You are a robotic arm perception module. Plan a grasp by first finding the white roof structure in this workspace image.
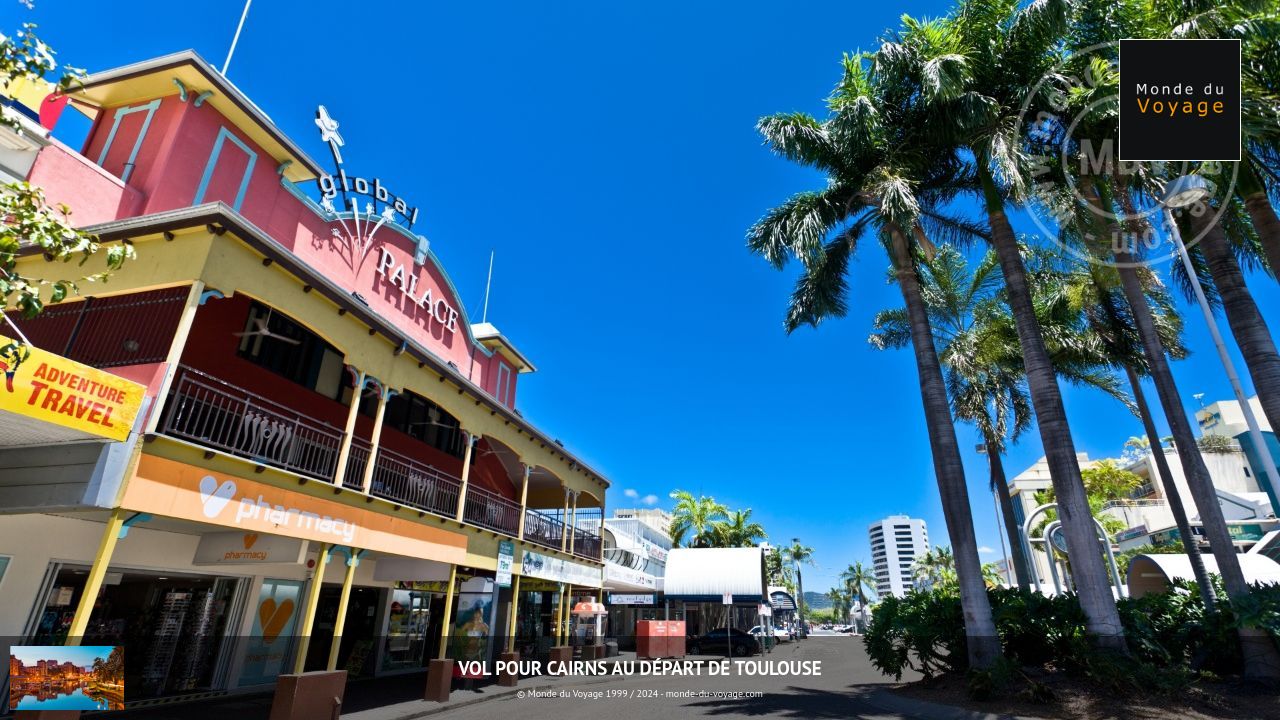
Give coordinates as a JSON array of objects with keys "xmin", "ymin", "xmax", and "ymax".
[
  {"xmin": 1128, "ymin": 553, "xmax": 1280, "ymax": 598},
  {"xmin": 664, "ymin": 547, "xmax": 766, "ymax": 602}
]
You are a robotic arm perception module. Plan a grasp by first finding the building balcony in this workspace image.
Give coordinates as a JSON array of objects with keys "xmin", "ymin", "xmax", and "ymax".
[{"xmin": 159, "ymin": 365, "xmax": 602, "ymax": 557}]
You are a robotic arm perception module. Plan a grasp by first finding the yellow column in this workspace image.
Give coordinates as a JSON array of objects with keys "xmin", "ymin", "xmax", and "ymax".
[
  {"xmin": 66, "ymin": 509, "xmax": 127, "ymax": 643},
  {"xmin": 293, "ymin": 543, "xmax": 332, "ymax": 674},
  {"xmin": 326, "ymin": 548, "xmax": 361, "ymax": 670},
  {"xmin": 516, "ymin": 465, "xmax": 531, "ymax": 540},
  {"xmin": 505, "ymin": 575, "xmax": 522, "ymax": 652},
  {"xmin": 560, "ymin": 488, "xmax": 570, "ymax": 552},
  {"xmin": 437, "ymin": 565, "xmax": 458, "ymax": 659},
  {"xmin": 145, "ymin": 281, "xmax": 205, "ymax": 434},
  {"xmin": 455, "ymin": 433, "xmax": 478, "ymax": 520},
  {"xmin": 568, "ymin": 491, "xmax": 579, "ymax": 554},
  {"xmin": 360, "ymin": 388, "xmax": 392, "ymax": 493},
  {"xmin": 332, "ymin": 370, "xmax": 367, "ymax": 487},
  {"xmin": 556, "ymin": 584, "xmax": 566, "ymax": 644}
]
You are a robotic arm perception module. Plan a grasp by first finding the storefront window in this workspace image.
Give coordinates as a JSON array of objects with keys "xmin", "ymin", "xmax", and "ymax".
[
  {"xmin": 240, "ymin": 578, "xmax": 303, "ymax": 687},
  {"xmin": 383, "ymin": 589, "xmax": 431, "ymax": 671},
  {"xmin": 34, "ymin": 566, "xmax": 240, "ymax": 699}
]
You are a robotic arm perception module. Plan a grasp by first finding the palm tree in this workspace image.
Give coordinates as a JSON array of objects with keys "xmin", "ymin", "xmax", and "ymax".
[
  {"xmin": 711, "ymin": 509, "xmax": 767, "ymax": 548},
  {"xmin": 871, "ymin": 245, "xmax": 1132, "ymax": 590},
  {"xmin": 1043, "ymin": 0, "xmax": 1278, "ymax": 674},
  {"xmin": 839, "ymin": 561, "xmax": 877, "ymax": 630},
  {"xmin": 783, "ymin": 540, "xmax": 814, "ymax": 637},
  {"xmin": 912, "ymin": 546, "xmax": 958, "ymax": 591},
  {"xmin": 668, "ymin": 490, "xmax": 727, "ymax": 548},
  {"xmin": 880, "ymin": 0, "xmax": 1128, "ymax": 652},
  {"xmin": 750, "ymin": 49, "xmax": 1000, "ymax": 668},
  {"xmin": 826, "ymin": 587, "xmax": 850, "ymax": 625}
]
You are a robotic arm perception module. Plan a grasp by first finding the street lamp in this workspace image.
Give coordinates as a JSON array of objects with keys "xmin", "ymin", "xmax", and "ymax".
[{"xmin": 1161, "ymin": 175, "xmax": 1280, "ymax": 506}]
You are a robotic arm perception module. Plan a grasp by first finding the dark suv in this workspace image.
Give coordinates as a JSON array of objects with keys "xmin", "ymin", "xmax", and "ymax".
[{"xmin": 686, "ymin": 627, "xmax": 760, "ymax": 656}]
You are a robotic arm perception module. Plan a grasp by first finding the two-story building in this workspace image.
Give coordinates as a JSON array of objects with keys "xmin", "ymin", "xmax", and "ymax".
[{"xmin": 0, "ymin": 51, "xmax": 608, "ymax": 705}]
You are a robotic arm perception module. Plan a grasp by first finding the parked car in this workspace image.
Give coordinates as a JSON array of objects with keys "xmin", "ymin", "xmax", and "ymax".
[
  {"xmin": 687, "ymin": 627, "xmax": 760, "ymax": 656},
  {"xmin": 748, "ymin": 624, "xmax": 791, "ymax": 643}
]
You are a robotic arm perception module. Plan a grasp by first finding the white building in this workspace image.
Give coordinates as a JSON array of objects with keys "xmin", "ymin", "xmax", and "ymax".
[
  {"xmin": 869, "ymin": 516, "xmax": 929, "ymax": 598},
  {"xmin": 610, "ymin": 508, "xmax": 673, "ymax": 537}
]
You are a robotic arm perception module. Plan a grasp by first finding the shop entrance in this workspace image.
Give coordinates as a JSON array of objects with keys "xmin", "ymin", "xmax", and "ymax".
[
  {"xmin": 31, "ymin": 565, "xmax": 241, "ymax": 700},
  {"xmin": 381, "ymin": 588, "xmax": 442, "ymax": 672},
  {"xmin": 303, "ymin": 586, "xmax": 381, "ymax": 676}
]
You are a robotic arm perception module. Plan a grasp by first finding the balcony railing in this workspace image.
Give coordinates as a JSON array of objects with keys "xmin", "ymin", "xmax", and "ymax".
[
  {"xmin": 571, "ymin": 527, "xmax": 602, "ymax": 560},
  {"xmin": 347, "ymin": 438, "xmax": 462, "ymax": 519},
  {"xmin": 162, "ymin": 366, "xmax": 344, "ymax": 480},
  {"xmin": 523, "ymin": 509, "xmax": 567, "ymax": 551},
  {"xmin": 464, "ymin": 485, "xmax": 521, "ymax": 536},
  {"xmin": 162, "ymin": 366, "xmax": 600, "ymax": 553}
]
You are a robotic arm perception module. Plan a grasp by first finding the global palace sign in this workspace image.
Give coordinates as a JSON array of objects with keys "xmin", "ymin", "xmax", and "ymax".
[{"xmin": 311, "ymin": 105, "xmax": 460, "ymax": 336}]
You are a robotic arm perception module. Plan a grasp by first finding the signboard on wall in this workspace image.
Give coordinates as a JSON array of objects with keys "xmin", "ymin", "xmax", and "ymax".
[
  {"xmin": 520, "ymin": 550, "xmax": 600, "ymax": 587},
  {"xmin": 193, "ymin": 531, "xmax": 305, "ymax": 565},
  {"xmin": 0, "ymin": 334, "xmax": 144, "ymax": 442},
  {"xmin": 496, "ymin": 541, "xmax": 514, "ymax": 588},
  {"xmin": 604, "ymin": 562, "xmax": 657, "ymax": 590},
  {"xmin": 609, "ymin": 594, "xmax": 654, "ymax": 605}
]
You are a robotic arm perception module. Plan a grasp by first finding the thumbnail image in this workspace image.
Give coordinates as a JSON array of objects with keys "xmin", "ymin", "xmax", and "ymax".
[{"xmin": 9, "ymin": 646, "xmax": 125, "ymax": 711}]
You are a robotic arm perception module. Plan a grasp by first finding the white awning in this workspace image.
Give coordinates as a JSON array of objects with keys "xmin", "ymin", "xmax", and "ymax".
[
  {"xmin": 663, "ymin": 547, "xmax": 766, "ymax": 602},
  {"xmin": 1128, "ymin": 553, "xmax": 1280, "ymax": 598}
]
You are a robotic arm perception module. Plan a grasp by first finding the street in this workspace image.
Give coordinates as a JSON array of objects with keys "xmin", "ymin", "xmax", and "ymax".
[{"xmin": 428, "ymin": 636, "xmax": 924, "ymax": 720}]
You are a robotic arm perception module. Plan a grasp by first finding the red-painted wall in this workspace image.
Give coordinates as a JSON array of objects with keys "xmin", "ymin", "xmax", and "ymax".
[
  {"xmin": 38, "ymin": 88, "xmax": 522, "ymax": 409},
  {"xmin": 179, "ymin": 294, "xmax": 514, "ymax": 498}
]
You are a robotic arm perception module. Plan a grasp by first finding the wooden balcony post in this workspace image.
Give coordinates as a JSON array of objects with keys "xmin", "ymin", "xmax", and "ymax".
[
  {"xmin": 332, "ymin": 368, "xmax": 367, "ymax": 487},
  {"xmin": 455, "ymin": 432, "xmax": 479, "ymax": 521},
  {"xmin": 568, "ymin": 491, "xmax": 579, "ymax": 554},
  {"xmin": 327, "ymin": 548, "xmax": 364, "ymax": 670},
  {"xmin": 560, "ymin": 487, "xmax": 570, "ymax": 552},
  {"xmin": 360, "ymin": 386, "xmax": 394, "ymax": 493},
  {"xmin": 516, "ymin": 464, "xmax": 531, "ymax": 540},
  {"xmin": 294, "ymin": 543, "xmax": 332, "ymax": 674},
  {"xmin": 66, "ymin": 509, "xmax": 127, "ymax": 642},
  {"xmin": 437, "ymin": 564, "xmax": 458, "ymax": 659},
  {"xmin": 145, "ymin": 281, "xmax": 205, "ymax": 434}
]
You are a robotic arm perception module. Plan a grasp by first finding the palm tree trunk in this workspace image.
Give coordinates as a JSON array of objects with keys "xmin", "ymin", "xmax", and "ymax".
[
  {"xmin": 888, "ymin": 223, "xmax": 998, "ymax": 669},
  {"xmin": 1121, "ymin": 364, "xmax": 1217, "ymax": 612},
  {"xmin": 1185, "ymin": 211, "xmax": 1280, "ymax": 678},
  {"xmin": 985, "ymin": 438, "xmax": 1032, "ymax": 589},
  {"xmin": 977, "ymin": 170, "xmax": 1126, "ymax": 651},
  {"xmin": 1191, "ymin": 211, "xmax": 1280, "ymax": 449}
]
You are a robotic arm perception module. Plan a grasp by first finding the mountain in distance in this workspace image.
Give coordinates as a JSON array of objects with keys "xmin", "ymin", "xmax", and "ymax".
[{"xmin": 803, "ymin": 591, "xmax": 833, "ymax": 610}]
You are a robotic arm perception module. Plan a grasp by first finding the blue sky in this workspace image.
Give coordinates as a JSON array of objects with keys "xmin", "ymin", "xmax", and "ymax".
[
  {"xmin": 12, "ymin": 645, "xmax": 113, "ymax": 668},
  {"xmin": 13, "ymin": 0, "xmax": 1280, "ymax": 594}
]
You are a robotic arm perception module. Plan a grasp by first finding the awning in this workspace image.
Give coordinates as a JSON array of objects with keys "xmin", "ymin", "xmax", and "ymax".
[
  {"xmin": 1128, "ymin": 553, "xmax": 1280, "ymax": 598},
  {"xmin": 663, "ymin": 547, "xmax": 766, "ymax": 602},
  {"xmin": 769, "ymin": 589, "xmax": 797, "ymax": 611}
]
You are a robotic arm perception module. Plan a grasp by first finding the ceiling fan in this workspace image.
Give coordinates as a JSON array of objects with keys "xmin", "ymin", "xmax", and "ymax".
[{"xmin": 234, "ymin": 309, "xmax": 301, "ymax": 346}]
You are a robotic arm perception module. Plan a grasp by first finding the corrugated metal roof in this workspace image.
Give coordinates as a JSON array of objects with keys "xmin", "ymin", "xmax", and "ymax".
[
  {"xmin": 769, "ymin": 590, "xmax": 797, "ymax": 610},
  {"xmin": 663, "ymin": 547, "xmax": 766, "ymax": 601}
]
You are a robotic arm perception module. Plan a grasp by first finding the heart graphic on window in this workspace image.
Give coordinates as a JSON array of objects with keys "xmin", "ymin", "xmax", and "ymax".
[
  {"xmin": 258, "ymin": 597, "xmax": 295, "ymax": 644},
  {"xmin": 243, "ymin": 533, "xmax": 260, "ymax": 550}
]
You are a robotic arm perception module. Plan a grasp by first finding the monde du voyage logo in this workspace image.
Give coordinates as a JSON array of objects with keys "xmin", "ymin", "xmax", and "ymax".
[
  {"xmin": 197, "ymin": 474, "xmax": 356, "ymax": 544},
  {"xmin": 1119, "ymin": 39, "xmax": 1241, "ymax": 162}
]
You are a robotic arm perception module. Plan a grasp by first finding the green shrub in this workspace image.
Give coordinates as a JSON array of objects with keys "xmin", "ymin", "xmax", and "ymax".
[
  {"xmin": 863, "ymin": 590, "xmax": 965, "ymax": 680},
  {"xmin": 862, "ymin": 580, "xmax": 1280, "ymax": 684}
]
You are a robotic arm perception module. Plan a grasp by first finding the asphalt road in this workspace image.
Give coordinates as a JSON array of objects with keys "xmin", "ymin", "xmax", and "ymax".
[{"xmin": 438, "ymin": 636, "xmax": 923, "ymax": 720}]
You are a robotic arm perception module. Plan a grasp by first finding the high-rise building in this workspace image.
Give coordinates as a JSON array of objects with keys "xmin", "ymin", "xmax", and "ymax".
[
  {"xmin": 869, "ymin": 515, "xmax": 929, "ymax": 598},
  {"xmin": 610, "ymin": 508, "xmax": 673, "ymax": 537}
]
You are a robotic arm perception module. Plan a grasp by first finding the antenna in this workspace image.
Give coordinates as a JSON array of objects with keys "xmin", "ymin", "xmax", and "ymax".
[
  {"xmin": 481, "ymin": 250, "xmax": 495, "ymax": 323},
  {"xmin": 222, "ymin": 0, "xmax": 254, "ymax": 75}
]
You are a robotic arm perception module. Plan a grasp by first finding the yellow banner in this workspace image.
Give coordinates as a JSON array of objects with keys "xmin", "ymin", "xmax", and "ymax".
[{"xmin": 0, "ymin": 335, "xmax": 143, "ymax": 441}]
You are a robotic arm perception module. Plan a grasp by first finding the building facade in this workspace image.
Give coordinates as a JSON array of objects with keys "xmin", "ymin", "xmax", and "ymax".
[
  {"xmin": 600, "ymin": 510, "xmax": 672, "ymax": 646},
  {"xmin": 868, "ymin": 515, "xmax": 928, "ymax": 598},
  {"xmin": 1, "ymin": 52, "xmax": 609, "ymax": 704}
]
